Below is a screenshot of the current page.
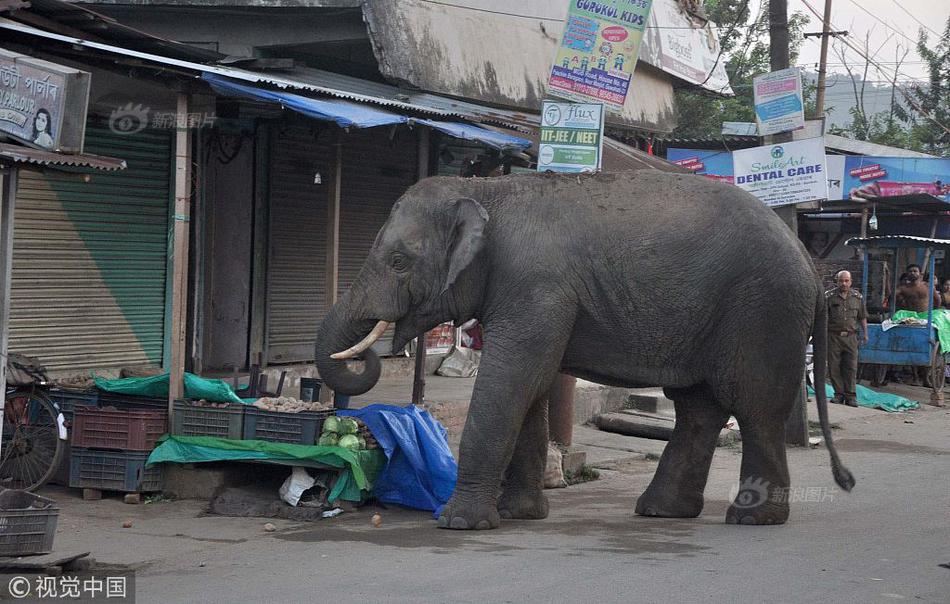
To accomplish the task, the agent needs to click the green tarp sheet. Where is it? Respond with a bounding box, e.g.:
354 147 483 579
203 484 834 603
147 435 386 502
891 309 950 354
809 383 920 412
95 373 244 404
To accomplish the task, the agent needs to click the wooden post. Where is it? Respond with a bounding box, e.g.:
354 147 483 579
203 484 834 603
0 167 17 458
548 375 576 446
412 129 431 406
168 94 192 415
325 129 343 406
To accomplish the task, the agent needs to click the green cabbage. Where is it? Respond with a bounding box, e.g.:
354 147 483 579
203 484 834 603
339 418 359 435
318 433 339 447
338 434 360 450
322 415 341 434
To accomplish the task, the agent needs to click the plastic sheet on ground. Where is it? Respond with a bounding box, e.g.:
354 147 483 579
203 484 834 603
94 372 244 404
890 309 950 353
809 383 920 412
338 404 457 516
146 435 385 502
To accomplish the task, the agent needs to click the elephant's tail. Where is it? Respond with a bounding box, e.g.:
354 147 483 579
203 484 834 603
813 291 856 492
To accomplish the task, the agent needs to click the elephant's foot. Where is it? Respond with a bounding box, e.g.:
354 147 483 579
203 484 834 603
725 500 790 525
437 493 501 530
498 488 549 520
635 485 704 518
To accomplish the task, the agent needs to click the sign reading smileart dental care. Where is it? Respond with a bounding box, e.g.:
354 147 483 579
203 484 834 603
732 137 828 207
0 49 90 153
753 67 805 136
538 100 604 173
547 0 653 109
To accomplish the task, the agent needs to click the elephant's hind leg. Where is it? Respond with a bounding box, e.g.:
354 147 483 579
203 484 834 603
635 385 729 518
498 395 550 520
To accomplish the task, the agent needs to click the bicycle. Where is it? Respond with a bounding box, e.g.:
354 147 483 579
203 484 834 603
1 354 66 491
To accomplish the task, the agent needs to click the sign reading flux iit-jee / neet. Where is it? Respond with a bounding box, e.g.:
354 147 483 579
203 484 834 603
538 101 605 173
548 0 653 109
732 138 828 207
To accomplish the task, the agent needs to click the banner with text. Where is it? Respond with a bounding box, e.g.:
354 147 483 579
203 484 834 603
753 67 805 136
548 0 653 109
833 156 950 202
538 100 604 172
666 148 734 183
732 138 828 207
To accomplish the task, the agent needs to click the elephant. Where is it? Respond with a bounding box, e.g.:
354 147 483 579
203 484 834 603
315 171 855 530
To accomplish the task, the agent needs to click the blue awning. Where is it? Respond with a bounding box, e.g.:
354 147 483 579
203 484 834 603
201 73 532 152
414 119 532 152
202 73 407 129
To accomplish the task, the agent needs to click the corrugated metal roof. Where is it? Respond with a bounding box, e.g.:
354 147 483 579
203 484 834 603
824 134 936 158
0 18 536 134
0 143 126 170
846 235 950 249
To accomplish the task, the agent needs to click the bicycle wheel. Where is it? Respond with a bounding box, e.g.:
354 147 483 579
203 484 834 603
1 389 64 491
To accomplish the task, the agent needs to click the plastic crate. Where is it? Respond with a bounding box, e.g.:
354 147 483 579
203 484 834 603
69 448 164 492
0 490 60 556
48 388 99 420
71 407 167 451
242 407 333 445
171 400 244 439
97 391 167 411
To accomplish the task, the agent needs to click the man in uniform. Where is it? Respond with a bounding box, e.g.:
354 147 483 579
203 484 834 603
826 270 869 406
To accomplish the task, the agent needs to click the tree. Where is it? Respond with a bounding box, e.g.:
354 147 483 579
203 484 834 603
897 18 950 155
671 0 810 138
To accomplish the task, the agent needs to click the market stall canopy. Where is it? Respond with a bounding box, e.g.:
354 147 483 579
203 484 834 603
202 73 532 152
845 235 950 249
806 195 950 216
0 143 126 171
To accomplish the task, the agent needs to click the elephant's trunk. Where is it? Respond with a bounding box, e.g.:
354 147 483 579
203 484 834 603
314 302 383 396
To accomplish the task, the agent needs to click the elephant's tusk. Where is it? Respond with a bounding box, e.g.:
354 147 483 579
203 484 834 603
330 321 391 360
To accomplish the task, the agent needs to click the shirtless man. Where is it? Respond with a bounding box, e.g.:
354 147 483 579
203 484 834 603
896 264 940 312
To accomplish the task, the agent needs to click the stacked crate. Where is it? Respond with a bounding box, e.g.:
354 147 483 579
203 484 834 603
69 398 167 496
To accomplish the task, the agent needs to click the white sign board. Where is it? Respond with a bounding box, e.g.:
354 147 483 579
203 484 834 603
825 155 846 200
753 67 805 136
538 101 604 173
733 138 828 207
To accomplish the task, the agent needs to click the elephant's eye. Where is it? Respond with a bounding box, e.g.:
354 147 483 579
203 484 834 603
390 253 410 272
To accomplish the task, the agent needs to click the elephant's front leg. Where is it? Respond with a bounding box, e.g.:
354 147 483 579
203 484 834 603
498 395 550 520
438 322 569 530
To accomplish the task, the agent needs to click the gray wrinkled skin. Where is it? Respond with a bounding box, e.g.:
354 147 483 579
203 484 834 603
315 171 854 530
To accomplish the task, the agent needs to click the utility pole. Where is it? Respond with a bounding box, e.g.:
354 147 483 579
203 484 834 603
769 0 809 447
805 0 848 119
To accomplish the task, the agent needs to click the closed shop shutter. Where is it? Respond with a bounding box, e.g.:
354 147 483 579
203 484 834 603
337 128 418 356
264 124 333 364
8 125 173 373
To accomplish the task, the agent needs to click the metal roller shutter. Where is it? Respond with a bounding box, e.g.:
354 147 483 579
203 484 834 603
9 125 173 372
338 128 418 355
265 125 333 364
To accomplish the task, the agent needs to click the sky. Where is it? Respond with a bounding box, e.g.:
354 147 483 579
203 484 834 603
789 0 949 82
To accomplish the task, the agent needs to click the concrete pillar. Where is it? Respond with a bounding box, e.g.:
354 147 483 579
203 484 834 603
547 374 576 446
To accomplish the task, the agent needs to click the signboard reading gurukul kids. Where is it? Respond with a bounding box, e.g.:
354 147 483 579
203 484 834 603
732 138 828 207
538 100 605 173
0 49 90 153
548 0 654 109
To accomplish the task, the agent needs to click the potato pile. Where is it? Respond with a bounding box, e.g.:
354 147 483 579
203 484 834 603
252 396 334 413
318 416 379 450
186 399 233 409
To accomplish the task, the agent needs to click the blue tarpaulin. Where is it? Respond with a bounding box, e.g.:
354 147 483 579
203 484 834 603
338 404 457 516
201 73 533 152
415 118 532 152
202 73 408 129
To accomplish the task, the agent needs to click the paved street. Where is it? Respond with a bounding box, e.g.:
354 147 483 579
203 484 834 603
41 391 949 603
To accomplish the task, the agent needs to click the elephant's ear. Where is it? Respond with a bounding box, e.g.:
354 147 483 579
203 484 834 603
442 197 489 294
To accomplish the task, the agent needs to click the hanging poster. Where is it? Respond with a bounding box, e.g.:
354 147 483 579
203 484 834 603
538 100 604 173
547 0 654 109
753 67 805 136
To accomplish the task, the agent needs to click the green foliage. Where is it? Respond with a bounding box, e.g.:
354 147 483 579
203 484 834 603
672 0 811 138
564 464 600 485
897 19 950 155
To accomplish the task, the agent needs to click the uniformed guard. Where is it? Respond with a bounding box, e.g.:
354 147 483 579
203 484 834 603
826 270 868 407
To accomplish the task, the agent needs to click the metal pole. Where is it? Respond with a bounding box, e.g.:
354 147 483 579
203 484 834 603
814 0 834 118
0 167 17 459
412 129 430 406
326 129 343 407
